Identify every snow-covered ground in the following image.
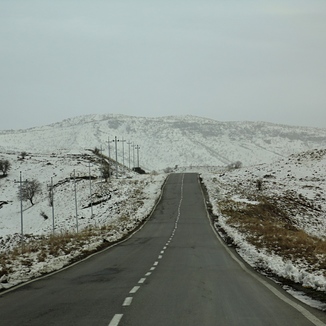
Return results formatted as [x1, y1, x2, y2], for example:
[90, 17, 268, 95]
[1, 114, 326, 171]
[0, 150, 166, 290]
[201, 148, 326, 310]
[1, 145, 326, 311]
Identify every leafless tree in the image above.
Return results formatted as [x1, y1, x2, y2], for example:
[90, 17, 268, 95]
[227, 161, 243, 170]
[256, 178, 263, 191]
[234, 161, 242, 169]
[100, 163, 111, 182]
[0, 159, 11, 176]
[18, 179, 42, 206]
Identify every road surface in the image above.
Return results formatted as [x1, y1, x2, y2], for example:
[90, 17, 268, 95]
[0, 173, 325, 326]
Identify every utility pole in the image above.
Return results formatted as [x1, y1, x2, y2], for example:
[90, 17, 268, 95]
[107, 137, 115, 178]
[107, 136, 111, 159]
[100, 145, 104, 182]
[14, 171, 27, 248]
[132, 142, 135, 169]
[112, 136, 119, 178]
[19, 171, 24, 240]
[121, 138, 126, 173]
[73, 169, 78, 233]
[88, 162, 93, 217]
[50, 176, 55, 234]
[127, 141, 132, 170]
[135, 145, 140, 167]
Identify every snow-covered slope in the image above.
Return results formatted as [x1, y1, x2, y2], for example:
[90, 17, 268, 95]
[1, 114, 326, 170]
[0, 150, 166, 290]
[0, 151, 164, 239]
[1, 115, 326, 305]
[202, 148, 326, 305]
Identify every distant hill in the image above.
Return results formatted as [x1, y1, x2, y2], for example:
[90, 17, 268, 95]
[1, 114, 326, 170]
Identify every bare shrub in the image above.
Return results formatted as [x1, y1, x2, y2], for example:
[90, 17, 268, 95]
[0, 159, 11, 176]
[227, 161, 242, 170]
[18, 179, 42, 206]
[40, 211, 49, 220]
[256, 179, 263, 191]
[100, 162, 111, 182]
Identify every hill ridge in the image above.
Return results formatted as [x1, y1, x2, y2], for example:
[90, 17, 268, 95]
[1, 114, 326, 170]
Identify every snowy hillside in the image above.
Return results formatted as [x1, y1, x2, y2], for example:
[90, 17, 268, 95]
[202, 148, 326, 308]
[0, 150, 166, 290]
[1, 115, 326, 309]
[0, 151, 165, 238]
[1, 114, 326, 170]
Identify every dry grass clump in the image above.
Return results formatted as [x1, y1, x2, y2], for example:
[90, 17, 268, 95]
[0, 255, 12, 278]
[219, 198, 326, 273]
[0, 226, 104, 280]
[45, 227, 101, 257]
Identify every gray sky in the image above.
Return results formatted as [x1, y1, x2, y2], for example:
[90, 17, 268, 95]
[1, 0, 326, 130]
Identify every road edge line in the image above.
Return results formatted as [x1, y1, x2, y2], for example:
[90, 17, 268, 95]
[0, 174, 170, 296]
[198, 174, 325, 326]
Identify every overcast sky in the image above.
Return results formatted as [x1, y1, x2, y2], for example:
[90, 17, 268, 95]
[1, 0, 326, 130]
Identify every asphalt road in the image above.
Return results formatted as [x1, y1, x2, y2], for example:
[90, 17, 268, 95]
[0, 173, 325, 326]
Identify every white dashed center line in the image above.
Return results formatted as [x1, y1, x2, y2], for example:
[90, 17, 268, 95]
[123, 297, 133, 306]
[108, 314, 123, 326]
[107, 174, 185, 326]
[129, 286, 140, 294]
